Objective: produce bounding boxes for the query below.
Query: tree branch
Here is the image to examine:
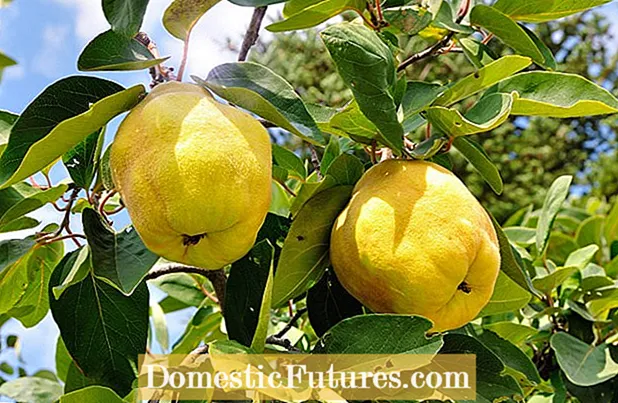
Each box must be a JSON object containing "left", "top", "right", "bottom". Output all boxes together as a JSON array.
[
  {"left": 275, "top": 308, "right": 307, "bottom": 338},
  {"left": 265, "top": 335, "right": 301, "bottom": 352},
  {"left": 238, "top": 7, "right": 267, "bottom": 62},
  {"left": 145, "top": 265, "right": 227, "bottom": 313}
]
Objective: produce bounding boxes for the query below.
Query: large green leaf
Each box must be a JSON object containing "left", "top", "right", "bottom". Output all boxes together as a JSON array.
[
  {"left": 606, "top": 202, "right": 618, "bottom": 245},
  {"left": 102, "top": 0, "right": 149, "bottom": 37},
  {"left": 60, "top": 386, "right": 124, "bottom": 403},
  {"left": 306, "top": 268, "right": 363, "bottom": 337},
  {"left": 150, "top": 272, "right": 207, "bottom": 308},
  {"left": 0, "top": 183, "right": 67, "bottom": 230},
  {"left": 0, "top": 110, "right": 17, "bottom": 154},
  {"left": 266, "top": 0, "right": 366, "bottom": 32},
  {"left": 551, "top": 332, "right": 618, "bottom": 386},
  {"left": 163, "top": 0, "right": 221, "bottom": 41},
  {"left": 480, "top": 271, "right": 531, "bottom": 316},
  {"left": 494, "top": 0, "right": 613, "bottom": 23},
  {"left": 49, "top": 271, "right": 149, "bottom": 396},
  {"left": 321, "top": 23, "right": 403, "bottom": 153},
  {"left": 82, "top": 208, "right": 159, "bottom": 295},
  {"left": 440, "top": 334, "right": 523, "bottom": 402},
  {"left": 272, "top": 144, "right": 307, "bottom": 180},
  {"left": 0, "top": 377, "right": 62, "bottom": 403},
  {"left": 0, "top": 237, "right": 39, "bottom": 315},
  {"left": 225, "top": 240, "right": 274, "bottom": 349},
  {"left": 272, "top": 185, "right": 352, "bottom": 307},
  {"left": 495, "top": 72, "right": 618, "bottom": 117},
  {"left": 322, "top": 100, "right": 379, "bottom": 144},
  {"left": 536, "top": 175, "right": 572, "bottom": 255},
  {"left": 433, "top": 55, "right": 531, "bottom": 106},
  {"left": 453, "top": 137, "right": 503, "bottom": 194},
  {"left": 78, "top": 30, "right": 168, "bottom": 71},
  {"left": 427, "top": 92, "right": 513, "bottom": 137},
  {"left": 195, "top": 63, "right": 324, "bottom": 145},
  {"left": 51, "top": 247, "right": 91, "bottom": 299},
  {"left": 458, "top": 37, "right": 497, "bottom": 68},
  {"left": 470, "top": 5, "right": 550, "bottom": 68},
  {"left": 313, "top": 314, "right": 443, "bottom": 355},
  {"left": 7, "top": 242, "right": 64, "bottom": 327},
  {"left": 532, "top": 266, "right": 578, "bottom": 294},
  {"left": 0, "top": 77, "right": 144, "bottom": 189},
  {"left": 63, "top": 129, "right": 104, "bottom": 189}
]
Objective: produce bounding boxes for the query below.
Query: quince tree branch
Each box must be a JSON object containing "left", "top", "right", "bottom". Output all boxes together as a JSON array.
[{"left": 238, "top": 6, "right": 267, "bottom": 62}]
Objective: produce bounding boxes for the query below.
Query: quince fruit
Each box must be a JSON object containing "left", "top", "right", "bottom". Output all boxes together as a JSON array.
[
  {"left": 110, "top": 82, "right": 272, "bottom": 269},
  {"left": 330, "top": 160, "right": 500, "bottom": 331}
]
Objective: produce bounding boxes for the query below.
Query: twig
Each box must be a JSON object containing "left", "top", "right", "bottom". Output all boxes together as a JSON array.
[
  {"left": 98, "top": 190, "right": 117, "bottom": 219},
  {"left": 136, "top": 32, "right": 174, "bottom": 87},
  {"left": 265, "top": 335, "right": 301, "bottom": 352},
  {"left": 275, "top": 308, "right": 307, "bottom": 338},
  {"left": 238, "top": 7, "right": 267, "bottom": 62},
  {"left": 176, "top": 26, "right": 194, "bottom": 82},
  {"left": 191, "top": 274, "right": 220, "bottom": 304},
  {"left": 375, "top": 0, "right": 383, "bottom": 22},
  {"left": 37, "top": 188, "right": 80, "bottom": 243},
  {"left": 145, "top": 266, "right": 227, "bottom": 313},
  {"left": 309, "top": 145, "right": 322, "bottom": 179},
  {"left": 39, "top": 234, "right": 87, "bottom": 246},
  {"left": 274, "top": 177, "right": 297, "bottom": 197}
]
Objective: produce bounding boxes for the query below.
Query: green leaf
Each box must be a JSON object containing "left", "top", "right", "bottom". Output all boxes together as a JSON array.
[
  {"left": 490, "top": 214, "right": 540, "bottom": 296},
  {"left": 266, "top": 0, "right": 366, "bottom": 32},
  {"left": 580, "top": 263, "right": 614, "bottom": 291},
  {"left": 503, "top": 226, "right": 536, "bottom": 246},
  {"left": 172, "top": 304, "right": 223, "bottom": 353},
  {"left": 0, "top": 183, "right": 68, "bottom": 229},
  {"left": 102, "top": 0, "right": 149, "bottom": 37},
  {"left": 440, "top": 334, "right": 523, "bottom": 402},
  {"left": 63, "top": 128, "right": 104, "bottom": 189},
  {"left": 250, "top": 242, "right": 274, "bottom": 353},
  {"left": 307, "top": 267, "right": 363, "bottom": 337},
  {"left": 78, "top": 30, "right": 169, "bottom": 71},
  {"left": 60, "top": 386, "right": 125, "bottom": 403},
  {"left": 150, "top": 301, "right": 169, "bottom": 352},
  {"left": 150, "top": 272, "right": 207, "bottom": 307},
  {"left": 470, "top": 5, "right": 549, "bottom": 68},
  {"left": 0, "top": 110, "right": 18, "bottom": 155},
  {"left": 51, "top": 248, "right": 91, "bottom": 299},
  {"left": 313, "top": 314, "right": 443, "bottom": 355},
  {"left": 454, "top": 137, "right": 503, "bottom": 194},
  {"left": 49, "top": 272, "right": 149, "bottom": 397},
  {"left": 521, "top": 23, "right": 557, "bottom": 70},
  {"left": 551, "top": 332, "right": 618, "bottom": 386},
  {"left": 576, "top": 216, "right": 604, "bottom": 250},
  {"left": 82, "top": 208, "right": 159, "bottom": 295},
  {"left": 433, "top": 55, "right": 531, "bottom": 106},
  {"left": 163, "top": 0, "right": 221, "bottom": 41},
  {"left": 272, "top": 185, "right": 352, "bottom": 307},
  {"left": 547, "top": 232, "right": 579, "bottom": 265},
  {"left": 605, "top": 202, "right": 618, "bottom": 245},
  {"left": 401, "top": 80, "right": 444, "bottom": 118},
  {"left": 458, "top": 37, "right": 497, "bottom": 68},
  {"left": 477, "top": 329, "right": 542, "bottom": 385},
  {"left": 495, "top": 72, "right": 618, "bottom": 117},
  {"left": 225, "top": 240, "right": 274, "bottom": 349},
  {"left": 55, "top": 337, "right": 71, "bottom": 383},
  {"left": 536, "top": 175, "right": 572, "bottom": 254},
  {"left": 0, "top": 237, "right": 39, "bottom": 315},
  {"left": 564, "top": 245, "right": 599, "bottom": 270},
  {"left": 272, "top": 144, "right": 306, "bottom": 180},
  {"left": 0, "top": 77, "right": 145, "bottom": 189},
  {"left": 98, "top": 145, "right": 115, "bottom": 191},
  {"left": 0, "top": 377, "right": 62, "bottom": 403},
  {"left": 321, "top": 136, "right": 340, "bottom": 174},
  {"left": 533, "top": 265, "right": 577, "bottom": 294},
  {"left": 482, "top": 322, "right": 538, "bottom": 346},
  {"left": 427, "top": 92, "right": 513, "bottom": 137},
  {"left": 323, "top": 100, "right": 379, "bottom": 143},
  {"left": 321, "top": 23, "right": 403, "bottom": 153},
  {"left": 195, "top": 63, "right": 324, "bottom": 145},
  {"left": 8, "top": 242, "right": 64, "bottom": 327},
  {"left": 383, "top": 6, "right": 432, "bottom": 35},
  {"left": 324, "top": 153, "right": 365, "bottom": 185},
  {"left": 480, "top": 271, "right": 531, "bottom": 316},
  {"left": 494, "top": 0, "right": 612, "bottom": 23}
]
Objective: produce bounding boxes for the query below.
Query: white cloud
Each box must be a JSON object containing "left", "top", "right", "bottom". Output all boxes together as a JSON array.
[
  {"left": 31, "top": 24, "right": 70, "bottom": 78},
  {"left": 50, "top": 0, "right": 108, "bottom": 44},
  {"left": 3, "top": 63, "right": 24, "bottom": 80}
]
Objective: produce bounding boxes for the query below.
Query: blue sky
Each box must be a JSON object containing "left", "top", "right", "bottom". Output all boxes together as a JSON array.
[{"left": 1, "top": 0, "right": 618, "bottom": 386}]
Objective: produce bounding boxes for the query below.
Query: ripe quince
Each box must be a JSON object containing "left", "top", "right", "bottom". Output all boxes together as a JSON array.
[
  {"left": 330, "top": 160, "right": 500, "bottom": 331},
  {"left": 110, "top": 82, "right": 272, "bottom": 269}
]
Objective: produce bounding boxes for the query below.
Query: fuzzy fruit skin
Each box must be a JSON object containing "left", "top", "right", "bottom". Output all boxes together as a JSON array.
[
  {"left": 330, "top": 160, "right": 500, "bottom": 332},
  {"left": 110, "top": 82, "right": 272, "bottom": 269}
]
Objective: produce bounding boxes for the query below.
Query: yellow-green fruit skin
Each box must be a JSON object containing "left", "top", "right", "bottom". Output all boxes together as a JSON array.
[
  {"left": 110, "top": 82, "right": 272, "bottom": 269},
  {"left": 330, "top": 160, "right": 500, "bottom": 332}
]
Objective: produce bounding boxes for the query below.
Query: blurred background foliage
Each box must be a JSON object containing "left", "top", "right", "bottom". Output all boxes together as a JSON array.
[{"left": 251, "top": 12, "right": 618, "bottom": 222}]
